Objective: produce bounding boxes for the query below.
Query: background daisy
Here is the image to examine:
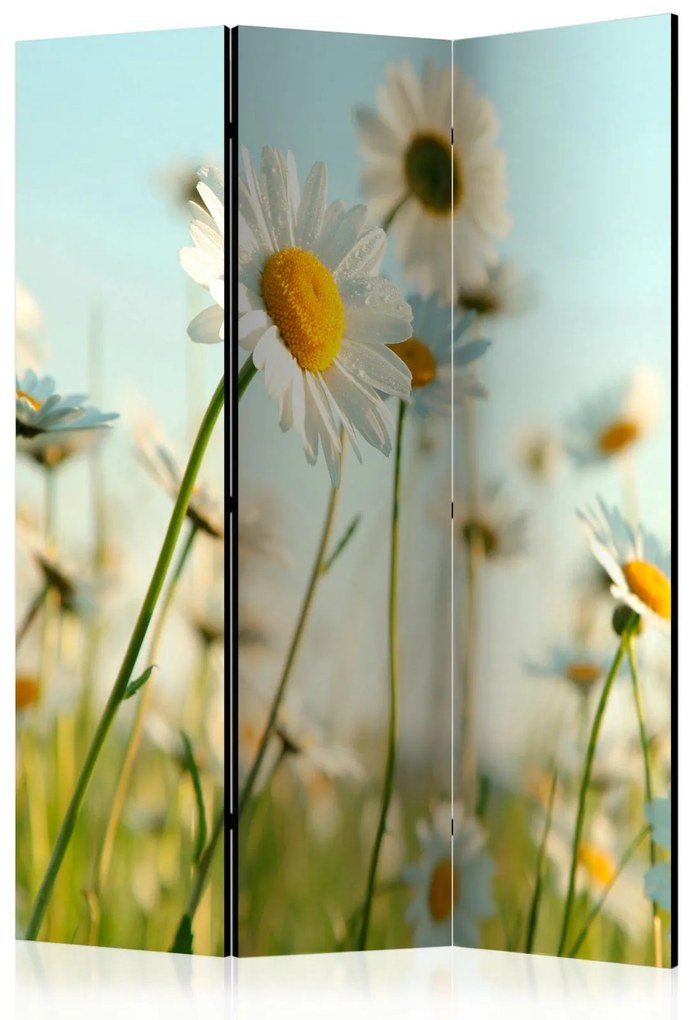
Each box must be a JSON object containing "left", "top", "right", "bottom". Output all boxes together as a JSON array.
[
  {"left": 16, "top": 370, "right": 118, "bottom": 439},
  {"left": 179, "top": 166, "right": 225, "bottom": 343},
  {"left": 566, "top": 369, "right": 662, "bottom": 467}
]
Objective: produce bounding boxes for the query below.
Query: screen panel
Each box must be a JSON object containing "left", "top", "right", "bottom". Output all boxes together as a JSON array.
[
  {"left": 453, "top": 14, "right": 675, "bottom": 967},
  {"left": 233, "top": 26, "right": 455, "bottom": 956},
  {"left": 15, "top": 27, "right": 228, "bottom": 955}
]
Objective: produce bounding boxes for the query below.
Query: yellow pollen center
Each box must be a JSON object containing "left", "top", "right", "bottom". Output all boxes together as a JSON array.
[
  {"left": 428, "top": 858, "right": 459, "bottom": 922},
  {"left": 598, "top": 418, "right": 640, "bottom": 455},
  {"left": 16, "top": 389, "right": 42, "bottom": 412},
  {"left": 16, "top": 676, "right": 41, "bottom": 711},
  {"left": 578, "top": 843, "right": 616, "bottom": 888},
  {"left": 623, "top": 560, "right": 671, "bottom": 620},
  {"left": 388, "top": 337, "right": 437, "bottom": 388},
  {"left": 565, "top": 661, "right": 603, "bottom": 687},
  {"left": 261, "top": 247, "right": 345, "bottom": 373}
]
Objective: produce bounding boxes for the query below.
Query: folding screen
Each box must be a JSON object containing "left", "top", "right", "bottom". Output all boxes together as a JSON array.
[
  {"left": 16, "top": 14, "right": 675, "bottom": 968},
  {"left": 232, "top": 15, "right": 675, "bottom": 967},
  {"left": 16, "top": 27, "right": 229, "bottom": 955}
]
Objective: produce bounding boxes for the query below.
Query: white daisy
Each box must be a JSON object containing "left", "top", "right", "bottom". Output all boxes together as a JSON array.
[
  {"left": 645, "top": 792, "right": 671, "bottom": 913},
  {"left": 453, "top": 482, "right": 527, "bottom": 561},
  {"left": 16, "top": 370, "right": 118, "bottom": 439},
  {"left": 388, "top": 296, "right": 489, "bottom": 418},
  {"left": 18, "top": 429, "right": 106, "bottom": 471},
  {"left": 527, "top": 644, "right": 613, "bottom": 692},
  {"left": 135, "top": 426, "right": 223, "bottom": 539},
  {"left": 458, "top": 263, "right": 528, "bottom": 319},
  {"left": 542, "top": 801, "right": 649, "bottom": 935},
  {"left": 403, "top": 803, "right": 494, "bottom": 948},
  {"left": 238, "top": 146, "right": 413, "bottom": 485},
  {"left": 578, "top": 499, "right": 671, "bottom": 632},
  {"left": 566, "top": 370, "right": 662, "bottom": 466},
  {"left": 514, "top": 425, "right": 565, "bottom": 483},
  {"left": 179, "top": 166, "right": 225, "bottom": 344},
  {"left": 356, "top": 61, "right": 511, "bottom": 303}
]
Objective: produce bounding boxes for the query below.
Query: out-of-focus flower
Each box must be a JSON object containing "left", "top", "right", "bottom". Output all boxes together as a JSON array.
[
  {"left": 566, "top": 370, "right": 662, "bottom": 466},
  {"left": 16, "top": 370, "right": 118, "bottom": 439},
  {"left": 356, "top": 61, "right": 510, "bottom": 302},
  {"left": 135, "top": 426, "right": 223, "bottom": 539},
  {"left": 578, "top": 500, "right": 671, "bottom": 632},
  {"left": 458, "top": 263, "right": 528, "bottom": 319},
  {"left": 16, "top": 279, "right": 45, "bottom": 372},
  {"left": 238, "top": 146, "right": 413, "bottom": 486},
  {"left": 453, "top": 482, "right": 528, "bottom": 561},
  {"left": 155, "top": 158, "right": 210, "bottom": 213},
  {"left": 388, "top": 297, "right": 490, "bottom": 418},
  {"left": 645, "top": 792, "right": 671, "bottom": 913},
  {"left": 527, "top": 644, "right": 613, "bottom": 692},
  {"left": 514, "top": 425, "right": 565, "bottom": 483},
  {"left": 16, "top": 674, "right": 41, "bottom": 713},
  {"left": 403, "top": 803, "right": 494, "bottom": 947},
  {"left": 18, "top": 429, "right": 106, "bottom": 471},
  {"left": 179, "top": 166, "right": 225, "bottom": 343}
]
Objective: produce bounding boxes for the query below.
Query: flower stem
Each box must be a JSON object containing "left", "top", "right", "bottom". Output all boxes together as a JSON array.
[
  {"left": 238, "top": 354, "right": 258, "bottom": 400},
  {"left": 627, "top": 634, "right": 661, "bottom": 966},
  {"left": 169, "top": 803, "right": 225, "bottom": 951},
  {"left": 23, "top": 375, "right": 225, "bottom": 941},
  {"left": 556, "top": 622, "right": 633, "bottom": 956},
  {"left": 95, "top": 523, "right": 199, "bottom": 896},
  {"left": 16, "top": 586, "right": 47, "bottom": 649},
  {"left": 237, "top": 435, "right": 346, "bottom": 818},
  {"left": 382, "top": 195, "right": 409, "bottom": 233},
  {"left": 357, "top": 400, "right": 406, "bottom": 951},
  {"left": 525, "top": 766, "right": 558, "bottom": 954},
  {"left": 567, "top": 824, "right": 649, "bottom": 958}
]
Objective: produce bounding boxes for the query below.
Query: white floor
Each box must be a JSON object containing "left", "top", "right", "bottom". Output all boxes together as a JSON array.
[{"left": 15, "top": 940, "right": 676, "bottom": 1019}]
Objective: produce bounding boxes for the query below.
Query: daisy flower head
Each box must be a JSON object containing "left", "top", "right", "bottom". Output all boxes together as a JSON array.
[
  {"left": 18, "top": 429, "right": 106, "bottom": 471},
  {"left": 645, "top": 792, "right": 671, "bottom": 913},
  {"left": 458, "top": 263, "right": 528, "bottom": 320},
  {"left": 527, "top": 644, "right": 612, "bottom": 692},
  {"left": 453, "top": 481, "right": 528, "bottom": 562},
  {"left": 179, "top": 166, "right": 225, "bottom": 343},
  {"left": 578, "top": 499, "right": 671, "bottom": 632},
  {"left": 514, "top": 425, "right": 565, "bottom": 483},
  {"left": 135, "top": 426, "right": 223, "bottom": 539},
  {"left": 356, "top": 61, "right": 510, "bottom": 303},
  {"left": 238, "top": 146, "right": 413, "bottom": 486},
  {"left": 566, "top": 369, "right": 662, "bottom": 467},
  {"left": 16, "top": 370, "right": 118, "bottom": 439},
  {"left": 388, "top": 296, "right": 490, "bottom": 418},
  {"left": 403, "top": 803, "right": 494, "bottom": 948}
]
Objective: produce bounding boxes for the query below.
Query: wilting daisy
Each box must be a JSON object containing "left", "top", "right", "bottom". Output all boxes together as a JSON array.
[
  {"left": 645, "top": 792, "right": 671, "bottom": 913},
  {"left": 543, "top": 802, "right": 649, "bottom": 934},
  {"left": 238, "top": 146, "right": 413, "bottom": 485},
  {"left": 403, "top": 803, "right": 494, "bottom": 947},
  {"left": 578, "top": 500, "right": 671, "bottom": 632},
  {"left": 566, "top": 370, "right": 662, "bottom": 467},
  {"left": 135, "top": 427, "right": 223, "bottom": 539},
  {"left": 16, "top": 370, "right": 118, "bottom": 439},
  {"left": 356, "top": 61, "right": 510, "bottom": 302},
  {"left": 453, "top": 482, "right": 527, "bottom": 561},
  {"left": 387, "top": 296, "right": 489, "bottom": 418},
  {"left": 528, "top": 644, "right": 612, "bottom": 692},
  {"left": 179, "top": 166, "right": 224, "bottom": 343}
]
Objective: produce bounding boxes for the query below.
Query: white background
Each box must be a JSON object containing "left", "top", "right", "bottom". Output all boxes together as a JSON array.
[{"left": 0, "top": 1, "right": 688, "bottom": 1016}]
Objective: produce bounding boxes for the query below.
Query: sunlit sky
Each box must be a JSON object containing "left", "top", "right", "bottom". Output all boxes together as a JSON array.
[{"left": 237, "top": 19, "right": 672, "bottom": 776}]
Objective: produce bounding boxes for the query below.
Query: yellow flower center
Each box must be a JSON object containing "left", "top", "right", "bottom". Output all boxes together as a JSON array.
[
  {"left": 16, "top": 676, "right": 41, "bottom": 711},
  {"left": 598, "top": 418, "right": 640, "bottom": 455},
  {"left": 623, "top": 560, "right": 671, "bottom": 620},
  {"left": 578, "top": 843, "right": 616, "bottom": 888},
  {"left": 261, "top": 247, "right": 345, "bottom": 373},
  {"left": 16, "top": 389, "right": 42, "bottom": 412},
  {"left": 388, "top": 337, "right": 437, "bottom": 388},
  {"left": 564, "top": 661, "right": 603, "bottom": 687},
  {"left": 428, "top": 857, "right": 459, "bottom": 922},
  {"left": 405, "top": 132, "right": 463, "bottom": 216}
]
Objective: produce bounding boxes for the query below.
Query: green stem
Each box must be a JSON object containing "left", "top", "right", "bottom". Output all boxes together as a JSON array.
[
  {"left": 24, "top": 375, "right": 225, "bottom": 941},
  {"left": 16, "top": 586, "right": 47, "bottom": 649},
  {"left": 556, "top": 622, "right": 633, "bottom": 956},
  {"left": 238, "top": 354, "right": 258, "bottom": 400},
  {"left": 381, "top": 195, "right": 409, "bottom": 233},
  {"left": 237, "top": 435, "right": 345, "bottom": 818},
  {"left": 525, "top": 767, "right": 558, "bottom": 955},
  {"left": 170, "top": 803, "right": 225, "bottom": 949},
  {"left": 357, "top": 400, "right": 406, "bottom": 951},
  {"left": 95, "top": 523, "right": 199, "bottom": 895},
  {"left": 567, "top": 825, "right": 650, "bottom": 958},
  {"left": 627, "top": 634, "right": 660, "bottom": 964}
]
